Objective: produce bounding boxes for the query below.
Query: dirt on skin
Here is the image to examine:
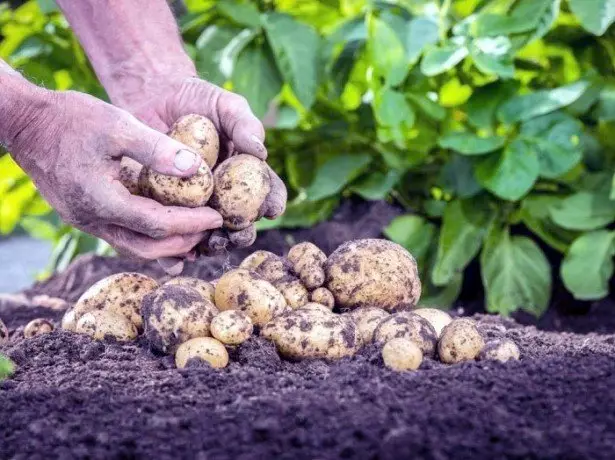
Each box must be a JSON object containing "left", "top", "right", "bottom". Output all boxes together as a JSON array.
[{"left": 2, "top": 200, "right": 615, "bottom": 459}]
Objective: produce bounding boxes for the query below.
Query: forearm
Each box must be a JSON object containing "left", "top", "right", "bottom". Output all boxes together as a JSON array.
[{"left": 56, "top": 0, "right": 196, "bottom": 110}]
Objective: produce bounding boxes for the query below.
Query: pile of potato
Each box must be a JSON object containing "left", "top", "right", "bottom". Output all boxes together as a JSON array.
[{"left": 50, "top": 238, "right": 519, "bottom": 370}]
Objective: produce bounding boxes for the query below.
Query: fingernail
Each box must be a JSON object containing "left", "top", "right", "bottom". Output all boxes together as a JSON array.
[
  {"left": 250, "top": 135, "right": 265, "bottom": 151},
  {"left": 174, "top": 149, "right": 199, "bottom": 171}
]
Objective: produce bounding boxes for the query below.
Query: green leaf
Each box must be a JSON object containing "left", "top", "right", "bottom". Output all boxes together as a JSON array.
[
  {"left": 217, "top": 1, "right": 261, "bottom": 28},
  {"left": 470, "top": 36, "right": 514, "bottom": 78},
  {"left": 561, "top": 230, "right": 615, "bottom": 300},
  {"left": 438, "top": 132, "right": 506, "bottom": 155},
  {"left": 0, "top": 355, "right": 15, "bottom": 381},
  {"left": 439, "top": 155, "right": 483, "bottom": 198},
  {"left": 350, "top": 170, "right": 401, "bottom": 200},
  {"left": 550, "top": 190, "right": 615, "bottom": 231},
  {"left": 232, "top": 44, "right": 283, "bottom": 118},
  {"left": 439, "top": 77, "right": 473, "bottom": 107},
  {"left": 466, "top": 81, "right": 520, "bottom": 130},
  {"left": 218, "top": 28, "right": 257, "bottom": 78},
  {"left": 568, "top": 0, "right": 615, "bottom": 36},
  {"left": 497, "top": 80, "right": 590, "bottom": 124},
  {"left": 258, "top": 197, "right": 339, "bottom": 229},
  {"left": 285, "top": 151, "right": 316, "bottom": 191},
  {"left": 419, "top": 273, "right": 463, "bottom": 309},
  {"left": 368, "top": 17, "right": 407, "bottom": 86},
  {"left": 195, "top": 26, "right": 238, "bottom": 85},
  {"left": 305, "top": 153, "right": 372, "bottom": 201},
  {"left": 420, "top": 44, "right": 469, "bottom": 77},
  {"left": 475, "top": 139, "right": 539, "bottom": 201},
  {"left": 475, "top": 0, "right": 553, "bottom": 36},
  {"left": 373, "top": 88, "right": 416, "bottom": 146},
  {"left": 263, "top": 13, "right": 320, "bottom": 108},
  {"left": 405, "top": 16, "right": 439, "bottom": 65},
  {"left": 407, "top": 93, "right": 446, "bottom": 121},
  {"left": 481, "top": 225, "right": 552, "bottom": 316},
  {"left": 20, "top": 217, "right": 57, "bottom": 241},
  {"left": 432, "top": 199, "right": 494, "bottom": 286},
  {"left": 520, "top": 195, "right": 577, "bottom": 252},
  {"left": 384, "top": 215, "right": 436, "bottom": 264}
]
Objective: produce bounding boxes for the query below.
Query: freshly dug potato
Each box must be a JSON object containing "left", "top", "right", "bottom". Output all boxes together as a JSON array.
[
  {"left": 61, "top": 309, "right": 77, "bottom": 331},
  {"left": 210, "top": 310, "right": 253, "bottom": 345},
  {"left": 75, "top": 310, "right": 138, "bottom": 342},
  {"left": 0, "top": 318, "right": 8, "bottom": 344},
  {"left": 287, "top": 242, "right": 327, "bottom": 290},
  {"left": 168, "top": 114, "right": 219, "bottom": 168},
  {"left": 73, "top": 273, "right": 158, "bottom": 329},
  {"left": 373, "top": 312, "right": 437, "bottom": 357},
  {"left": 209, "top": 154, "right": 271, "bottom": 230},
  {"left": 298, "top": 302, "right": 334, "bottom": 315},
  {"left": 214, "top": 269, "right": 286, "bottom": 326},
  {"left": 325, "top": 239, "right": 421, "bottom": 312},
  {"left": 350, "top": 307, "right": 390, "bottom": 345},
  {"left": 413, "top": 308, "right": 452, "bottom": 338},
  {"left": 175, "top": 337, "right": 229, "bottom": 369},
  {"left": 274, "top": 278, "right": 309, "bottom": 309},
  {"left": 164, "top": 277, "right": 215, "bottom": 303},
  {"left": 310, "top": 287, "right": 335, "bottom": 309},
  {"left": 24, "top": 318, "right": 54, "bottom": 338},
  {"left": 438, "top": 319, "right": 485, "bottom": 364},
  {"left": 142, "top": 285, "right": 219, "bottom": 353},
  {"left": 382, "top": 338, "right": 423, "bottom": 371},
  {"left": 239, "top": 251, "right": 292, "bottom": 284},
  {"left": 479, "top": 339, "right": 520, "bottom": 363},
  {"left": 119, "top": 157, "right": 143, "bottom": 195}
]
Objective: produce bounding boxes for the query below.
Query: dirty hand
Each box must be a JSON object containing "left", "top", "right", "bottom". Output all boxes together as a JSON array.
[{"left": 2, "top": 76, "right": 223, "bottom": 260}]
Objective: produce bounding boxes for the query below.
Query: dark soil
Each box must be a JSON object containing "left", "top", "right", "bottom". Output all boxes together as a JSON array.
[{"left": 2, "top": 200, "right": 615, "bottom": 459}]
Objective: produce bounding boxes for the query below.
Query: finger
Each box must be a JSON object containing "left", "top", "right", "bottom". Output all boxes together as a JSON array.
[
  {"left": 228, "top": 225, "right": 257, "bottom": 248},
  {"left": 158, "top": 257, "right": 185, "bottom": 276},
  {"left": 217, "top": 92, "right": 267, "bottom": 159},
  {"left": 261, "top": 166, "right": 287, "bottom": 219}
]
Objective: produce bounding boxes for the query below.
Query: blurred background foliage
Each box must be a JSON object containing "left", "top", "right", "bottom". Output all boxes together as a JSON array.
[{"left": 0, "top": 0, "right": 614, "bottom": 315}]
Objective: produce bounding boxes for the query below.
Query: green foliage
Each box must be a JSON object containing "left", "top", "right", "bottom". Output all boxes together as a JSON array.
[
  {"left": 0, "top": 354, "right": 15, "bottom": 380},
  {"left": 1, "top": 0, "right": 615, "bottom": 315}
]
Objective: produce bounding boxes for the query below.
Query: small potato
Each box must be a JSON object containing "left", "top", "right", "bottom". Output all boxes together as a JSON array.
[
  {"left": 240, "top": 251, "right": 292, "bottom": 284},
  {"left": 0, "top": 318, "right": 9, "bottom": 344},
  {"left": 298, "top": 302, "right": 333, "bottom": 314},
  {"left": 413, "top": 308, "right": 452, "bottom": 338},
  {"left": 310, "top": 287, "right": 335, "bottom": 309},
  {"left": 382, "top": 338, "right": 423, "bottom": 371},
  {"left": 142, "top": 285, "right": 219, "bottom": 354},
  {"left": 61, "top": 309, "right": 77, "bottom": 331},
  {"left": 76, "top": 310, "right": 138, "bottom": 342},
  {"left": 350, "top": 307, "right": 390, "bottom": 345},
  {"left": 287, "top": 242, "right": 327, "bottom": 290},
  {"left": 438, "top": 319, "right": 485, "bottom": 364},
  {"left": 373, "top": 312, "right": 437, "bottom": 357},
  {"left": 478, "top": 339, "right": 520, "bottom": 363},
  {"left": 118, "top": 157, "right": 143, "bottom": 195},
  {"left": 210, "top": 310, "right": 253, "bottom": 345},
  {"left": 274, "top": 279, "right": 309, "bottom": 309},
  {"left": 164, "top": 277, "right": 215, "bottom": 303},
  {"left": 214, "top": 269, "right": 286, "bottom": 326},
  {"left": 209, "top": 154, "right": 271, "bottom": 230},
  {"left": 168, "top": 114, "right": 219, "bottom": 168},
  {"left": 74, "top": 273, "right": 158, "bottom": 329},
  {"left": 24, "top": 318, "right": 54, "bottom": 338},
  {"left": 175, "top": 337, "right": 229, "bottom": 369}
]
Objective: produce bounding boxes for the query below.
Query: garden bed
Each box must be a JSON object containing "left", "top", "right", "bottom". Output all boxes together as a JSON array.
[{"left": 1, "top": 201, "right": 615, "bottom": 459}]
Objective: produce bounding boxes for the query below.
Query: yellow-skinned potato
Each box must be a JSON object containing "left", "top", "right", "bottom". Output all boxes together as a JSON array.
[
  {"left": 61, "top": 309, "right": 77, "bottom": 332},
  {"left": 164, "top": 277, "right": 215, "bottom": 303},
  {"left": 438, "top": 319, "right": 485, "bottom": 364},
  {"left": 274, "top": 278, "right": 309, "bottom": 309},
  {"left": 142, "top": 285, "right": 219, "bottom": 353},
  {"left": 310, "top": 287, "right": 335, "bottom": 309},
  {"left": 24, "top": 318, "right": 54, "bottom": 338},
  {"left": 75, "top": 310, "right": 138, "bottom": 342},
  {"left": 73, "top": 273, "right": 158, "bottom": 330},
  {"left": 478, "top": 338, "right": 520, "bottom": 363},
  {"left": 373, "top": 312, "right": 437, "bottom": 357},
  {"left": 119, "top": 157, "right": 143, "bottom": 195},
  {"left": 210, "top": 310, "right": 253, "bottom": 345},
  {"left": 168, "top": 114, "right": 219, "bottom": 168},
  {"left": 214, "top": 269, "right": 286, "bottom": 326},
  {"left": 350, "top": 307, "right": 390, "bottom": 345},
  {"left": 287, "top": 242, "right": 327, "bottom": 290},
  {"left": 175, "top": 337, "right": 229, "bottom": 369},
  {"left": 325, "top": 239, "right": 421, "bottom": 312},
  {"left": 382, "top": 338, "right": 423, "bottom": 371},
  {"left": 1, "top": 318, "right": 9, "bottom": 344},
  {"left": 413, "top": 308, "right": 452, "bottom": 338},
  {"left": 239, "top": 251, "right": 292, "bottom": 284},
  {"left": 209, "top": 154, "right": 271, "bottom": 230},
  {"left": 298, "top": 302, "right": 334, "bottom": 314}
]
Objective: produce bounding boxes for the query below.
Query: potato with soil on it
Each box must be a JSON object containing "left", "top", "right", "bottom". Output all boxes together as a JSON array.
[
  {"left": 167, "top": 114, "right": 220, "bottom": 169},
  {"left": 373, "top": 312, "right": 437, "bottom": 357},
  {"left": 175, "top": 337, "right": 229, "bottom": 369},
  {"left": 73, "top": 273, "right": 158, "bottom": 330},
  {"left": 287, "top": 242, "right": 327, "bottom": 290},
  {"left": 325, "top": 239, "right": 421, "bottom": 312},
  {"left": 24, "top": 318, "right": 54, "bottom": 338},
  {"left": 478, "top": 338, "right": 520, "bottom": 363},
  {"left": 209, "top": 154, "right": 271, "bottom": 230},
  {"left": 61, "top": 309, "right": 77, "bottom": 331},
  {"left": 210, "top": 310, "right": 253, "bottom": 345},
  {"left": 119, "top": 157, "right": 143, "bottom": 195},
  {"left": 164, "top": 277, "right": 215, "bottom": 303},
  {"left": 239, "top": 251, "right": 292, "bottom": 284},
  {"left": 413, "top": 308, "right": 452, "bottom": 338},
  {"left": 273, "top": 278, "right": 309, "bottom": 310},
  {"left": 75, "top": 310, "right": 138, "bottom": 342},
  {"left": 310, "top": 287, "right": 335, "bottom": 309},
  {"left": 382, "top": 338, "right": 423, "bottom": 371},
  {"left": 142, "top": 285, "right": 219, "bottom": 354},
  {"left": 214, "top": 269, "right": 287, "bottom": 326},
  {"left": 0, "top": 318, "right": 8, "bottom": 344},
  {"left": 350, "top": 307, "right": 390, "bottom": 345},
  {"left": 438, "top": 319, "right": 485, "bottom": 364}
]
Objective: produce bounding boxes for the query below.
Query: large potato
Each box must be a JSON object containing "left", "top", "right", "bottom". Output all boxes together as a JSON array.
[
  {"left": 75, "top": 310, "right": 138, "bottom": 342},
  {"left": 142, "top": 285, "right": 219, "bottom": 353},
  {"left": 209, "top": 154, "right": 271, "bottom": 230},
  {"left": 210, "top": 310, "right": 253, "bottom": 345},
  {"left": 61, "top": 309, "right": 77, "bottom": 331},
  {"left": 175, "top": 337, "right": 229, "bottom": 369},
  {"left": 214, "top": 269, "right": 286, "bottom": 326},
  {"left": 413, "top": 308, "right": 452, "bottom": 338},
  {"left": 287, "top": 242, "right": 327, "bottom": 290},
  {"left": 0, "top": 318, "right": 8, "bottom": 344},
  {"left": 325, "top": 239, "right": 421, "bottom": 312},
  {"left": 168, "top": 114, "right": 219, "bottom": 168},
  {"left": 350, "top": 307, "right": 390, "bottom": 345},
  {"left": 239, "top": 251, "right": 292, "bottom": 284},
  {"left": 373, "top": 312, "right": 437, "bottom": 357},
  {"left": 73, "top": 273, "right": 158, "bottom": 329},
  {"left": 164, "top": 277, "right": 215, "bottom": 303},
  {"left": 438, "top": 319, "right": 485, "bottom": 364}
]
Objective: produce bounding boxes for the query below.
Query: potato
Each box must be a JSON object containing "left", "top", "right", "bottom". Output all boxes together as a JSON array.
[
  {"left": 0, "top": 318, "right": 9, "bottom": 344},
  {"left": 274, "top": 278, "right": 309, "bottom": 309},
  {"left": 119, "top": 157, "right": 143, "bottom": 195},
  {"left": 298, "top": 302, "right": 334, "bottom": 314},
  {"left": 239, "top": 251, "right": 292, "bottom": 284},
  {"left": 23, "top": 318, "right": 54, "bottom": 338},
  {"left": 438, "top": 319, "right": 485, "bottom": 364},
  {"left": 350, "top": 307, "right": 390, "bottom": 345},
  {"left": 61, "top": 309, "right": 77, "bottom": 331},
  {"left": 175, "top": 337, "right": 229, "bottom": 369},
  {"left": 164, "top": 277, "right": 215, "bottom": 303},
  {"left": 75, "top": 310, "right": 138, "bottom": 342},
  {"left": 373, "top": 312, "right": 437, "bottom": 357},
  {"left": 413, "top": 308, "right": 452, "bottom": 338},
  {"left": 210, "top": 310, "right": 253, "bottom": 345},
  {"left": 325, "top": 239, "right": 421, "bottom": 312},
  {"left": 214, "top": 269, "right": 286, "bottom": 326},
  {"left": 168, "top": 114, "right": 219, "bottom": 169},
  {"left": 209, "top": 154, "right": 271, "bottom": 230},
  {"left": 142, "top": 285, "right": 219, "bottom": 353},
  {"left": 478, "top": 339, "right": 520, "bottom": 363},
  {"left": 74, "top": 273, "right": 158, "bottom": 330},
  {"left": 287, "top": 242, "right": 327, "bottom": 290},
  {"left": 382, "top": 338, "right": 423, "bottom": 371},
  {"left": 310, "top": 287, "right": 335, "bottom": 309}
]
